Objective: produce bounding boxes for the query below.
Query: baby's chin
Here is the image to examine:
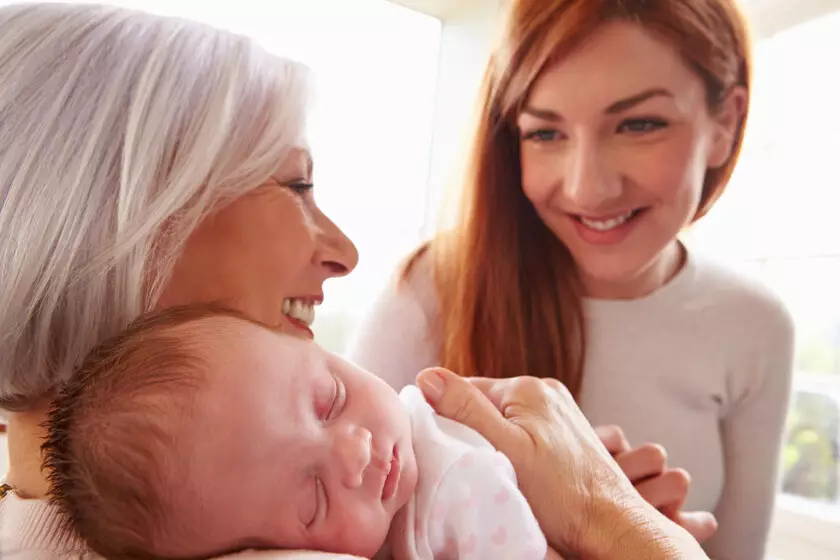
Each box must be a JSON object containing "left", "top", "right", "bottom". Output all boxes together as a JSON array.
[{"left": 329, "top": 523, "right": 393, "bottom": 560}]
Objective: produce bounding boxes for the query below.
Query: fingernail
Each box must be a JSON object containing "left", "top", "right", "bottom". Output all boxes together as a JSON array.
[{"left": 418, "top": 370, "right": 445, "bottom": 403}]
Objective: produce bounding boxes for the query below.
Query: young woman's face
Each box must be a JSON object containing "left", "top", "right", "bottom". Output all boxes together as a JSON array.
[
  {"left": 158, "top": 148, "right": 358, "bottom": 336},
  {"left": 518, "top": 21, "right": 744, "bottom": 298}
]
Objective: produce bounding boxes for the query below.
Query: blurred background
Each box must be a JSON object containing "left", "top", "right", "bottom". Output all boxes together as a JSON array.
[{"left": 1, "top": 1, "right": 839, "bottom": 557}]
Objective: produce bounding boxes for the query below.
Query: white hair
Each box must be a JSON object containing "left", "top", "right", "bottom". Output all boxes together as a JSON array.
[{"left": 0, "top": 2, "right": 311, "bottom": 410}]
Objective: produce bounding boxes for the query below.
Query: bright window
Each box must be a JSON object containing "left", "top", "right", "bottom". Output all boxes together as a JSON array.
[{"left": 686, "top": 6, "right": 840, "bottom": 529}]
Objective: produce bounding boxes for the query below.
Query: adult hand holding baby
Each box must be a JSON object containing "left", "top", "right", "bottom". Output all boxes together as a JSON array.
[{"left": 416, "top": 368, "right": 711, "bottom": 559}]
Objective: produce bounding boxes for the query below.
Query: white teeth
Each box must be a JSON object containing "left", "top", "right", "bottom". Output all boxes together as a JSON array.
[
  {"left": 580, "top": 210, "right": 636, "bottom": 232},
  {"left": 283, "top": 298, "right": 316, "bottom": 327}
]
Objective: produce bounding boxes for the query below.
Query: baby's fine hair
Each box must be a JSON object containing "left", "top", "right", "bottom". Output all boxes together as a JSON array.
[{"left": 43, "top": 304, "right": 255, "bottom": 560}]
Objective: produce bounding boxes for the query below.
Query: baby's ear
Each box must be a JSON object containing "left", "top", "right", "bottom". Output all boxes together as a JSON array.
[{"left": 707, "top": 86, "right": 747, "bottom": 168}]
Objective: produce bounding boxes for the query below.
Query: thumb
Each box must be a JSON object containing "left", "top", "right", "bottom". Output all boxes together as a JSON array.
[{"left": 416, "top": 368, "right": 515, "bottom": 451}]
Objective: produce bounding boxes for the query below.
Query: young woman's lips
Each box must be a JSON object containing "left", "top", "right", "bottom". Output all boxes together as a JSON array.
[
  {"left": 381, "top": 445, "right": 401, "bottom": 502},
  {"left": 571, "top": 208, "right": 647, "bottom": 246}
]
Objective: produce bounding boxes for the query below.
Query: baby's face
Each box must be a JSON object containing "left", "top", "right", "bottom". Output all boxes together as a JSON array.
[{"left": 176, "top": 317, "right": 418, "bottom": 558}]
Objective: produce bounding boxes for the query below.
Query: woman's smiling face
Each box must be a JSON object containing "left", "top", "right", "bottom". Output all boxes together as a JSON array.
[
  {"left": 517, "top": 21, "right": 745, "bottom": 297},
  {"left": 157, "top": 147, "right": 359, "bottom": 335}
]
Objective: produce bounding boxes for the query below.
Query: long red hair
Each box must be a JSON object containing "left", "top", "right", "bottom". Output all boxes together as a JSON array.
[{"left": 405, "top": 0, "right": 752, "bottom": 397}]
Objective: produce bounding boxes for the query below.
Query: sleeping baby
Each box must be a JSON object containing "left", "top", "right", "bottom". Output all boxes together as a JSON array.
[{"left": 44, "top": 305, "right": 561, "bottom": 560}]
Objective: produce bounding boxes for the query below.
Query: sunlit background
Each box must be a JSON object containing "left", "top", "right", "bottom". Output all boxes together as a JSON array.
[{"left": 1, "top": 0, "right": 839, "bottom": 557}]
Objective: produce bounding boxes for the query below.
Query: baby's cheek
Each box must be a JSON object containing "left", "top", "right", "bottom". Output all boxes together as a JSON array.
[{"left": 327, "top": 505, "right": 392, "bottom": 558}]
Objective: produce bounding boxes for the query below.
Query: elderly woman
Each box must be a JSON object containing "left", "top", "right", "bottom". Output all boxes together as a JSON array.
[{"left": 0, "top": 3, "right": 711, "bottom": 559}]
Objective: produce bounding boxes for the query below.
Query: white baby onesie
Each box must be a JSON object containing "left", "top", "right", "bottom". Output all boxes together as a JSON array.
[{"left": 385, "top": 386, "right": 546, "bottom": 560}]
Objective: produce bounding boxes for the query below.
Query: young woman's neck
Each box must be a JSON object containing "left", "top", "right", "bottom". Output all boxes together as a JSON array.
[
  {"left": 5, "top": 405, "right": 51, "bottom": 499},
  {"left": 582, "top": 241, "right": 686, "bottom": 300}
]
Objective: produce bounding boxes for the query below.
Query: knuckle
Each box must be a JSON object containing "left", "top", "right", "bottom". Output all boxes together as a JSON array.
[
  {"left": 446, "top": 389, "right": 477, "bottom": 424},
  {"left": 542, "top": 378, "right": 572, "bottom": 401},
  {"left": 518, "top": 376, "right": 541, "bottom": 389},
  {"left": 512, "top": 376, "right": 541, "bottom": 394},
  {"left": 541, "top": 377, "right": 563, "bottom": 391}
]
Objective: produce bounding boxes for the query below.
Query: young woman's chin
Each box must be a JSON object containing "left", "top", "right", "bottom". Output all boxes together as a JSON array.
[{"left": 571, "top": 241, "right": 681, "bottom": 298}]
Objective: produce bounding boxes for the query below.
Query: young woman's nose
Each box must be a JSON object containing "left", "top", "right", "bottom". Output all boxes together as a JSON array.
[
  {"left": 562, "top": 138, "right": 622, "bottom": 210},
  {"left": 333, "top": 423, "right": 372, "bottom": 488}
]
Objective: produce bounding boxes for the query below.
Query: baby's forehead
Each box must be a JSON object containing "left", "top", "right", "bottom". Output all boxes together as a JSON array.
[
  {"left": 175, "top": 317, "right": 326, "bottom": 456},
  {"left": 181, "top": 314, "right": 322, "bottom": 387}
]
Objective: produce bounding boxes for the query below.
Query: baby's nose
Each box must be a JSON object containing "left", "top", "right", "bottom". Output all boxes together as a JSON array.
[{"left": 334, "top": 424, "right": 372, "bottom": 488}]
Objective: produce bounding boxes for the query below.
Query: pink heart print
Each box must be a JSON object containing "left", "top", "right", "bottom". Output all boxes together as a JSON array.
[
  {"left": 494, "top": 487, "right": 510, "bottom": 505},
  {"left": 492, "top": 525, "right": 508, "bottom": 546}
]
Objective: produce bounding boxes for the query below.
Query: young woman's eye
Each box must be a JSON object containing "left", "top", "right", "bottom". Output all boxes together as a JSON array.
[
  {"left": 324, "top": 375, "right": 346, "bottom": 422},
  {"left": 522, "top": 129, "right": 563, "bottom": 143},
  {"left": 618, "top": 118, "right": 668, "bottom": 134}
]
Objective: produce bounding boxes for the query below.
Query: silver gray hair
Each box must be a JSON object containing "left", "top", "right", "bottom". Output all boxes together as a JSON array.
[{"left": 0, "top": 2, "right": 311, "bottom": 410}]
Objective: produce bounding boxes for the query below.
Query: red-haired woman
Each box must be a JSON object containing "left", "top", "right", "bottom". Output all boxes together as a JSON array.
[{"left": 351, "top": 1, "right": 793, "bottom": 558}]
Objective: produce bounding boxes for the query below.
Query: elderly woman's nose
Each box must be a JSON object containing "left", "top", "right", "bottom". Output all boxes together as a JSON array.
[{"left": 315, "top": 212, "right": 358, "bottom": 277}]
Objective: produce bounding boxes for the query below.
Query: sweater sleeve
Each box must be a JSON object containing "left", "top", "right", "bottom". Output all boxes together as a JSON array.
[
  {"left": 345, "top": 258, "right": 441, "bottom": 391},
  {"left": 704, "top": 304, "right": 795, "bottom": 560}
]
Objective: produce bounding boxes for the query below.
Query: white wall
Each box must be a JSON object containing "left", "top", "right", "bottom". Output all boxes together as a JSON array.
[
  {"left": 418, "top": 0, "right": 502, "bottom": 235},
  {"left": 741, "top": 0, "right": 840, "bottom": 38}
]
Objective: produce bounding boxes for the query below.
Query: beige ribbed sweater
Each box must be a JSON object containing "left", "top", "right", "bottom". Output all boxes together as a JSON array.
[
  {"left": 0, "top": 492, "right": 361, "bottom": 559},
  {"left": 347, "top": 249, "right": 795, "bottom": 560},
  {"left": 0, "top": 492, "right": 88, "bottom": 559}
]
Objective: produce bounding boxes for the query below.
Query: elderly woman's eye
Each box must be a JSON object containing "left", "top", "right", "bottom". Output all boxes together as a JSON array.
[{"left": 288, "top": 182, "right": 314, "bottom": 195}]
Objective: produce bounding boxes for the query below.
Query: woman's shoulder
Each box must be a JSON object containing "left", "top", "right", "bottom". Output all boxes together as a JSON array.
[
  {"left": 362, "top": 243, "right": 440, "bottom": 327},
  {"left": 346, "top": 244, "right": 442, "bottom": 389},
  {"left": 0, "top": 493, "right": 90, "bottom": 558},
  {"left": 684, "top": 251, "right": 793, "bottom": 333},
  {"left": 396, "top": 243, "right": 439, "bottom": 313}
]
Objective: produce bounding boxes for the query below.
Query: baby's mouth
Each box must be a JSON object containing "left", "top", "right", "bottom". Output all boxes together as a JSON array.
[{"left": 381, "top": 444, "right": 401, "bottom": 502}]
